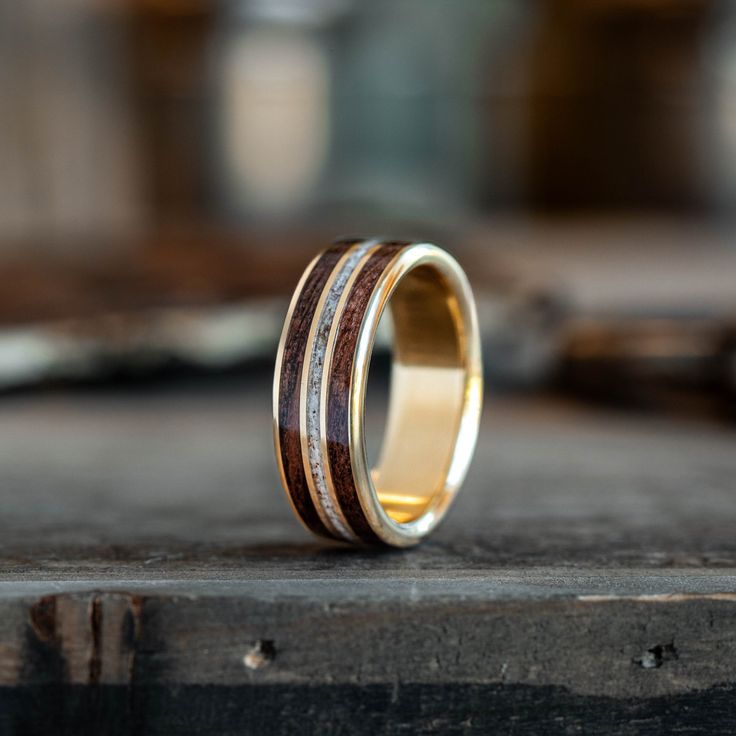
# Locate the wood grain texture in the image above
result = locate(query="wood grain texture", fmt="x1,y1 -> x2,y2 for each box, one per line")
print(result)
326,243 -> 407,544
3,682 -> 736,735
276,243 -> 350,540
0,379 -> 735,733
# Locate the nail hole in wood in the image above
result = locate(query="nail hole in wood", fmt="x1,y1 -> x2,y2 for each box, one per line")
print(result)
243,640 -> 275,670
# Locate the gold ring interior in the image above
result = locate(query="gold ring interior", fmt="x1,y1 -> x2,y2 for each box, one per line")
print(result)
371,263 -> 467,525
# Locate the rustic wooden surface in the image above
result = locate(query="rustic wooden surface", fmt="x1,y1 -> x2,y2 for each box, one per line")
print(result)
0,373 -> 735,734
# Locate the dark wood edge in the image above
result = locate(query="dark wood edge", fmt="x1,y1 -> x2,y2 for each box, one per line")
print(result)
326,243 -> 409,544
276,243 -> 353,540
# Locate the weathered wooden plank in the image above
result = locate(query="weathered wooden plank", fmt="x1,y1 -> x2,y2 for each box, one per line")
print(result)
0,380 -> 734,731
2,586 -> 736,733
0,380 -> 734,567
2,681 -> 735,736
1,580 -> 736,691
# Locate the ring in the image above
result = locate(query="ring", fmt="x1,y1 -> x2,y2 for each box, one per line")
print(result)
273,239 -> 483,547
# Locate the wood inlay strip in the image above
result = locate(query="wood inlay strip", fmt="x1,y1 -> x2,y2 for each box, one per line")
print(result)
326,243 -> 408,544
277,243 -> 351,538
303,241 -> 378,541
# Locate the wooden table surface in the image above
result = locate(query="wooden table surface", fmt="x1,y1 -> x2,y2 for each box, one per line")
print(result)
1,374 -> 735,734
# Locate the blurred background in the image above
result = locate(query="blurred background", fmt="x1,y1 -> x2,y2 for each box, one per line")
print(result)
1,0 -> 736,419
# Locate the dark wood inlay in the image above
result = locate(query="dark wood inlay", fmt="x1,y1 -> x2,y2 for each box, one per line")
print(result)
326,243 -> 408,544
277,242 -> 354,539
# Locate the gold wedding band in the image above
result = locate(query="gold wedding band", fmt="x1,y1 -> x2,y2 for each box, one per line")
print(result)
273,239 -> 482,547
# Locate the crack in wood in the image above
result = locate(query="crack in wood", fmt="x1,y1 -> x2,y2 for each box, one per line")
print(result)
28,596 -> 57,644
22,592 -> 145,688
88,595 -> 103,686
